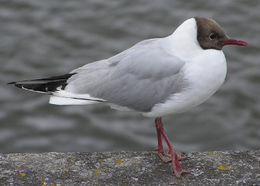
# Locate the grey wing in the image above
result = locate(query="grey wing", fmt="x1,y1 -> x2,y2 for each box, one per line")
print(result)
65,39 -> 187,112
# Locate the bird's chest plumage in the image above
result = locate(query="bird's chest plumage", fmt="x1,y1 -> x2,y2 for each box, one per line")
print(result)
183,50 -> 227,105
145,50 -> 227,117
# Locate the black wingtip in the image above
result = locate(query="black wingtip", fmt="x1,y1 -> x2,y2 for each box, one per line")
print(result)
7,73 -> 76,92
7,82 -> 23,89
7,81 -> 16,85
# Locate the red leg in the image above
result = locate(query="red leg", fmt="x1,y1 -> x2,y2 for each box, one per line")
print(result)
155,118 -> 172,162
154,117 -> 190,178
155,118 -> 186,162
155,117 -> 164,153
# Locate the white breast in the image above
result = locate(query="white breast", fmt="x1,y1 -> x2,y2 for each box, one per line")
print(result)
144,49 -> 227,117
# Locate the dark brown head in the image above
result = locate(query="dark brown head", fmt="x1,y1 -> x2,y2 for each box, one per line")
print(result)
195,17 -> 248,50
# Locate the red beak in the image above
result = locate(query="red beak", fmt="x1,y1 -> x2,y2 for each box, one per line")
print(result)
223,38 -> 248,47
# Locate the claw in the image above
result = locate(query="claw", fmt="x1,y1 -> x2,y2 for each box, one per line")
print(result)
178,156 -> 188,161
174,169 -> 191,178
176,152 -> 188,161
172,156 -> 191,178
157,151 -> 188,162
154,148 -> 163,153
157,152 -> 172,163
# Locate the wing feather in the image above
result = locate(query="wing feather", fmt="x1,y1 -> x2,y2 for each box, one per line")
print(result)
61,39 -> 187,111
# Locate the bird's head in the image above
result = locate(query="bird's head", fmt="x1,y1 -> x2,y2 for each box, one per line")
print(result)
195,17 -> 248,50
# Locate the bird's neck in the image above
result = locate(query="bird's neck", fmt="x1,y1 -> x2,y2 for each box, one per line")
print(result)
166,18 -> 203,60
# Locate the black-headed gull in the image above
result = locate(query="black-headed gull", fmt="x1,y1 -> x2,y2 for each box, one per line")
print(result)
9,17 -> 248,178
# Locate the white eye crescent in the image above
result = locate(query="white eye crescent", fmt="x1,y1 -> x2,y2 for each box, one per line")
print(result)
209,33 -> 217,40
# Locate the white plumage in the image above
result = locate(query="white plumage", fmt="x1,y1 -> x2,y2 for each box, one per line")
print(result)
49,18 -> 227,118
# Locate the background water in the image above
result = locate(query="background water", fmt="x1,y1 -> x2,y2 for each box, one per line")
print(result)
0,0 -> 259,153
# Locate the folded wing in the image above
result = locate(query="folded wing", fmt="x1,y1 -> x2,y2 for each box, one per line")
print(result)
59,39 -> 187,112
9,38 -> 187,112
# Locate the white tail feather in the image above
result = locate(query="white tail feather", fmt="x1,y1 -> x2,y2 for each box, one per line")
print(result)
49,96 -> 99,105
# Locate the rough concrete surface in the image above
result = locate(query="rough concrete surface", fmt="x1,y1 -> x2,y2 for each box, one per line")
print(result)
0,150 -> 259,185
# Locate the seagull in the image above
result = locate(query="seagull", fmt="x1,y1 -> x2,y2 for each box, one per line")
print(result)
9,17 -> 248,178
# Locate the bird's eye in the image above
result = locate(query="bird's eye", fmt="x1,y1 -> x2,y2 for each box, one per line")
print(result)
209,33 -> 217,40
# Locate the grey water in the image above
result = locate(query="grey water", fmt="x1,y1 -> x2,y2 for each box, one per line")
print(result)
0,0 -> 259,153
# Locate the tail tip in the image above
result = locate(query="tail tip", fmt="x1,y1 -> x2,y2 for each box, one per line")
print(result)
7,81 -> 16,85
7,82 -> 24,89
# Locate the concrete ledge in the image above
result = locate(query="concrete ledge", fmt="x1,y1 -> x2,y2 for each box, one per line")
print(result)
0,150 -> 259,185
